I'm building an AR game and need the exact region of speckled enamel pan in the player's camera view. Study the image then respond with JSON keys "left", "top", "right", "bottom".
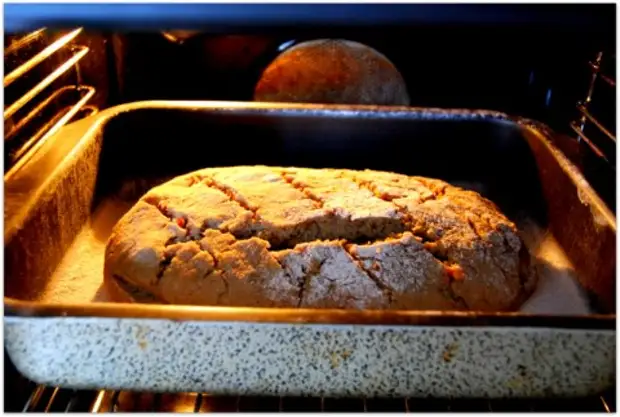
{"left": 4, "top": 102, "right": 616, "bottom": 397}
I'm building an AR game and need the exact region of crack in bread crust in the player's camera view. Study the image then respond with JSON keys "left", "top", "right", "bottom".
{"left": 140, "top": 198, "right": 187, "bottom": 281}
{"left": 413, "top": 177, "right": 447, "bottom": 200}
{"left": 216, "top": 276, "right": 230, "bottom": 304}
{"left": 156, "top": 256, "right": 173, "bottom": 281}
{"left": 347, "top": 175, "right": 460, "bottom": 270}
{"left": 346, "top": 174, "right": 416, "bottom": 229}
{"left": 347, "top": 173, "right": 531, "bottom": 310}
{"left": 296, "top": 258, "right": 326, "bottom": 307}
{"left": 280, "top": 171, "right": 325, "bottom": 208}
{"left": 111, "top": 274, "right": 166, "bottom": 303}
{"left": 105, "top": 166, "right": 536, "bottom": 311}
{"left": 455, "top": 208, "right": 521, "bottom": 286}
{"left": 142, "top": 197, "right": 176, "bottom": 227}
{"left": 343, "top": 243, "right": 394, "bottom": 304}
{"left": 444, "top": 279, "right": 469, "bottom": 309}
{"left": 201, "top": 176, "right": 259, "bottom": 216}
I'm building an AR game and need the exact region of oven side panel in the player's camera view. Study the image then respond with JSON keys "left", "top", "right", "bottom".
{"left": 4, "top": 123, "right": 104, "bottom": 301}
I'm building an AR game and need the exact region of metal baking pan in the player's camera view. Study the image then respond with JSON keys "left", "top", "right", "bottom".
{"left": 4, "top": 101, "right": 616, "bottom": 398}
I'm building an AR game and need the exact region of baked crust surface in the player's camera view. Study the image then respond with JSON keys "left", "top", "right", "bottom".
{"left": 104, "top": 166, "right": 536, "bottom": 311}
{"left": 254, "top": 39, "right": 410, "bottom": 106}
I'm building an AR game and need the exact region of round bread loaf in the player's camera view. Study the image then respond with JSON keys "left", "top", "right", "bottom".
{"left": 254, "top": 39, "right": 410, "bottom": 105}
{"left": 104, "top": 166, "right": 536, "bottom": 311}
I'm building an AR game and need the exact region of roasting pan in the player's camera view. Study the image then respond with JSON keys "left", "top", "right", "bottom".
{"left": 4, "top": 101, "right": 616, "bottom": 398}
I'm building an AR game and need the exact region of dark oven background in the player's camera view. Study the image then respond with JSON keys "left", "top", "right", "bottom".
{"left": 101, "top": 6, "right": 618, "bottom": 210}
{"left": 112, "top": 26, "right": 611, "bottom": 130}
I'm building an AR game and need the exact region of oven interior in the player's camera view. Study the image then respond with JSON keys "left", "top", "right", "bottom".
{"left": 3, "top": 4, "right": 616, "bottom": 412}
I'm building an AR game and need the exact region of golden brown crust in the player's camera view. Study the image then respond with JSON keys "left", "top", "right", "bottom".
{"left": 104, "top": 166, "right": 536, "bottom": 311}
{"left": 254, "top": 39, "right": 410, "bottom": 106}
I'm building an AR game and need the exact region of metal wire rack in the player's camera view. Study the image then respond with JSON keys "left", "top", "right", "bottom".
{"left": 4, "top": 27, "right": 99, "bottom": 180}
{"left": 10, "top": 382, "right": 614, "bottom": 413}
{"left": 570, "top": 51, "right": 616, "bottom": 165}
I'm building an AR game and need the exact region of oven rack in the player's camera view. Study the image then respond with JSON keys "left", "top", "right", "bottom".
{"left": 4, "top": 27, "right": 99, "bottom": 180}
{"left": 570, "top": 51, "right": 616, "bottom": 164}
{"left": 13, "top": 382, "right": 615, "bottom": 413}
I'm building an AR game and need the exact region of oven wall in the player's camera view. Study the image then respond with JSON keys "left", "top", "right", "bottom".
{"left": 108, "top": 24, "right": 614, "bottom": 134}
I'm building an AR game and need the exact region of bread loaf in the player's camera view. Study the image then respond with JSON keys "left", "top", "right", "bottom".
{"left": 104, "top": 166, "right": 536, "bottom": 311}
{"left": 254, "top": 39, "right": 410, "bottom": 106}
